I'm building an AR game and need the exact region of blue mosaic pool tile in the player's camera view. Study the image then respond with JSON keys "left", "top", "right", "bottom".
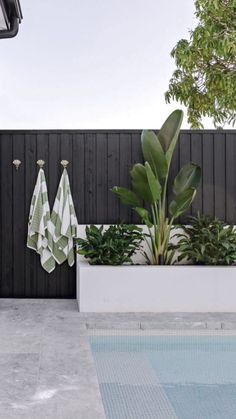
{"left": 162, "top": 384, "right": 236, "bottom": 419}
{"left": 93, "top": 352, "right": 159, "bottom": 385}
{"left": 100, "top": 383, "right": 177, "bottom": 419}
{"left": 90, "top": 334, "right": 236, "bottom": 419}
{"left": 147, "top": 349, "right": 236, "bottom": 384}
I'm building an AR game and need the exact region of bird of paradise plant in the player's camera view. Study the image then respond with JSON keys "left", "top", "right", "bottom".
{"left": 112, "top": 109, "right": 201, "bottom": 265}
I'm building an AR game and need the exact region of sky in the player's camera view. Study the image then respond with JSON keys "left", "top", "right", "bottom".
{"left": 0, "top": 0, "right": 210, "bottom": 129}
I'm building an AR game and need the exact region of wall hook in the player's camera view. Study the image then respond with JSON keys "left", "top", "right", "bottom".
{"left": 61, "top": 160, "right": 69, "bottom": 168}
{"left": 37, "top": 159, "right": 45, "bottom": 168}
{"left": 13, "top": 159, "right": 22, "bottom": 170}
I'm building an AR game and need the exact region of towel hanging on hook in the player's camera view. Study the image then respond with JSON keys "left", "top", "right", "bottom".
{"left": 27, "top": 160, "right": 55, "bottom": 273}
{"left": 48, "top": 163, "right": 78, "bottom": 267}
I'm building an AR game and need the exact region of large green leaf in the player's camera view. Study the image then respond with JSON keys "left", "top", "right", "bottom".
{"left": 173, "top": 163, "right": 201, "bottom": 195}
{"left": 141, "top": 130, "right": 167, "bottom": 180}
{"left": 145, "top": 162, "right": 162, "bottom": 203}
{"left": 134, "top": 207, "right": 153, "bottom": 228}
{"left": 169, "top": 188, "right": 196, "bottom": 219}
{"left": 157, "top": 109, "right": 183, "bottom": 166}
{"left": 112, "top": 186, "right": 141, "bottom": 207}
{"left": 131, "top": 163, "right": 155, "bottom": 204}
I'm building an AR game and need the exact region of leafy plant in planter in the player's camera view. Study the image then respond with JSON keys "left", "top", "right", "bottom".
{"left": 112, "top": 110, "right": 201, "bottom": 265}
{"left": 171, "top": 213, "right": 236, "bottom": 265}
{"left": 76, "top": 224, "right": 143, "bottom": 265}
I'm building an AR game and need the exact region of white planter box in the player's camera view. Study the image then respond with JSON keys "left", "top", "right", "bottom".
{"left": 77, "top": 261, "right": 236, "bottom": 313}
{"left": 76, "top": 225, "right": 236, "bottom": 313}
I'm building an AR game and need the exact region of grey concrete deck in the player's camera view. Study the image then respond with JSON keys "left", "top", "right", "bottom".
{"left": 0, "top": 299, "right": 106, "bottom": 419}
{"left": 1, "top": 300, "right": 236, "bottom": 419}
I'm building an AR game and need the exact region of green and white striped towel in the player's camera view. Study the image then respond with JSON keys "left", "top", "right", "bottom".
{"left": 27, "top": 168, "right": 56, "bottom": 273}
{"left": 48, "top": 168, "right": 78, "bottom": 266}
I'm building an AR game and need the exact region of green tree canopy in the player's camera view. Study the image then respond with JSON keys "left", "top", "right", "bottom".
{"left": 165, "top": 0, "right": 236, "bottom": 128}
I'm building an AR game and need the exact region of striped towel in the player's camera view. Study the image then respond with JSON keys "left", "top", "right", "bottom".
{"left": 27, "top": 169, "right": 55, "bottom": 273}
{"left": 48, "top": 168, "right": 78, "bottom": 266}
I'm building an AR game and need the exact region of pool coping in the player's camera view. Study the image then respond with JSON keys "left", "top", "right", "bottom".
{"left": 79, "top": 312, "right": 236, "bottom": 331}
{"left": 88, "top": 329, "right": 236, "bottom": 336}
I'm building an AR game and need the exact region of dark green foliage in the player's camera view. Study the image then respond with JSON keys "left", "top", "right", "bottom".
{"left": 172, "top": 213, "right": 236, "bottom": 265}
{"left": 165, "top": 0, "right": 236, "bottom": 128}
{"left": 76, "top": 224, "right": 143, "bottom": 265}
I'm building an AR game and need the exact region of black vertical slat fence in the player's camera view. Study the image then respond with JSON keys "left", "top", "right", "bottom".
{"left": 0, "top": 130, "right": 236, "bottom": 298}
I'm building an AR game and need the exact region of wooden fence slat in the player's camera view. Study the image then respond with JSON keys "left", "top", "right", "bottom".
{"left": 226, "top": 133, "right": 236, "bottom": 223}
{"left": 48, "top": 133, "right": 61, "bottom": 296}
{"left": 24, "top": 134, "right": 37, "bottom": 297}
{"left": 60, "top": 133, "right": 75, "bottom": 298}
{"left": 202, "top": 133, "right": 214, "bottom": 217}
{"left": 107, "top": 133, "right": 120, "bottom": 223}
{"left": 96, "top": 133, "right": 108, "bottom": 224}
{"left": 73, "top": 133, "right": 85, "bottom": 224}
{"left": 36, "top": 133, "right": 49, "bottom": 297}
{"left": 214, "top": 132, "right": 226, "bottom": 219}
{"left": 119, "top": 133, "right": 132, "bottom": 223}
{"left": 13, "top": 134, "right": 25, "bottom": 297}
{"left": 0, "top": 134, "right": 13, "bottom": 297}
{"left": 130, "top": 132, "right": 142, "bottom": 224}
{"left": 84, "top": 133, "right": 97, "bottom": 224}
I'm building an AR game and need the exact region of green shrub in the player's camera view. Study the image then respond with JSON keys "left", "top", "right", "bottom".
{"left": 76, "top": 224, "right": 143, "bottom": 265}
{"left": 172, "top": 213, "right": 236, "bottom": 265}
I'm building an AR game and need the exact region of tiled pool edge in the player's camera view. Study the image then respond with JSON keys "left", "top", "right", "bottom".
{"left": 85, "top": 320, "right": 236, "bottom": 330}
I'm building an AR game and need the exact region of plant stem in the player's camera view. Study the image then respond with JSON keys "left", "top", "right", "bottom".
{"left": 151, "top": 205, "right": 159, "bottom": 263}
{"left": 147, "top": 225, "right": 157, "bottom": 264}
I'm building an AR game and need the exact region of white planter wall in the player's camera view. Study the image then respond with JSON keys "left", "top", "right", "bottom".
{"left": 76, "top": 225, "right": 236, "bottom": 312}
{"left": 77, "top": 262, "right": 236, "bottom": 312}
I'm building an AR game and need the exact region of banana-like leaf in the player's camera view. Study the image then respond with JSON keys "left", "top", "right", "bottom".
{"left": 173, "top": 163, "right": 201, "bottom": 195}
{"left": 131, "top": 163, "right": 155, "bottom": 204}
{"left": 134, "top": 207, "right": 153, "bottom": 227}
{"left": 169, "top": 188, "right": 196, "bottom": 219}
{"left": 141, "top": 130, "right": 167, "bottom": 180}
{"left": 112, "top": 186, "right": 141, "bottom": 207}
{"left": 145, "top": 162, "right": 162, "bottom": 203}
{"left": 157, "top": 109, "right": 183, "bottom": 167}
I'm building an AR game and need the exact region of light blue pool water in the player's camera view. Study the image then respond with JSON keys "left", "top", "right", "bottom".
{"left": 90, "top": 332, "right": 236, "bottom": 419}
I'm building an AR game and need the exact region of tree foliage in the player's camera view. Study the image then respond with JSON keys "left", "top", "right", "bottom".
{"left": 165, "top": 0, "right": 236, "bottom": 128}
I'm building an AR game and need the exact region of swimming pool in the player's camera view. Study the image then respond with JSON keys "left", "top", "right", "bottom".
{"left": 90, "top": 330, "right": 236, "bottom": 419}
